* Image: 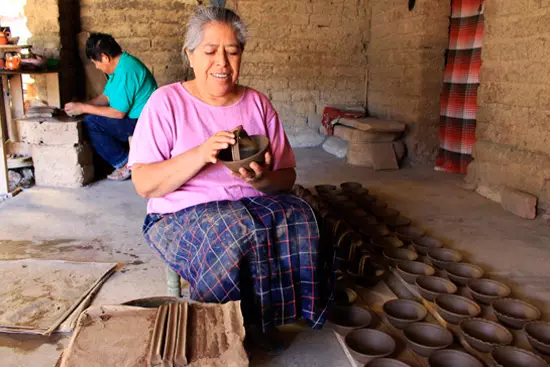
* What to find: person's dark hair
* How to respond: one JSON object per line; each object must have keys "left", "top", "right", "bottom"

{"left": 85, "top": 33, "right": 122, "bottom": 61}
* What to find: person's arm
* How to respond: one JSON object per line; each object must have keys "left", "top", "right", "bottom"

{"left": 88, "top": 94, "right": 109, "bottom": 106}
{"left": 132, "top": 131, "right": 236, "bottom": 198}
{"left": 64, "top": 96, "right": 126, "bottom": 119}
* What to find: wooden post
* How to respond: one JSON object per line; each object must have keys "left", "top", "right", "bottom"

{"left": 0, "top": 76, "right": 8, "bottom": 195}
{"left": 46, "top": 72, "right": 61, "bottom": 108}
{"left": 9, "top": 74, "right": 24, "bottom": 141}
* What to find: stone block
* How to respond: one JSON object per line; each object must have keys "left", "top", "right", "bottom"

{"left": 347, "top": 142, "right": 399, "bottom": 170}
{"left": 307, "top": 113, "right": 323, "bottom": 131}
{"left": 322, "top": 136, "right": 348, "bottom": 159}
{"left": 500, "top": 187, "right": 537, "bottom": 219}
{"left": 287, "top": 127, "right": 325, "bottom": 148}
{"left": 333, "top": 125, "right": 402, "bottom": 143}
{"left": 16, "top": 117, "right": 84, "bottom": 146}
{"left": 32, "top": 143, "right": 94, "bottom": 188}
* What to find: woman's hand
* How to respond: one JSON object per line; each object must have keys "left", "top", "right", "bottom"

{"left": 199, "top": 131, "right": 236, "bottom": 164}
{"left": 232, "top": 151, "right": 272, "bottom": 184}
{"left": 64, "top": 102, "right": 87, "bottom": 116}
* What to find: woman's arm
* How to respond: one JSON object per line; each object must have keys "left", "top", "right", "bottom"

{"left": 132, "top": 131, "right": 235, "bottom": 198}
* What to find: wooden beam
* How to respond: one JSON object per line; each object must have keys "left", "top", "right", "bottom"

{"left": 0, "top": 76, "right": 9, "bottom": 195}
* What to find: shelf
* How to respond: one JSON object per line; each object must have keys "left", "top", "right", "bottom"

{"left": 0, "top": 68, "right": 60, "bottom": 75}
{"left": 0, "top": 45, "right": 32, "bottom": 51}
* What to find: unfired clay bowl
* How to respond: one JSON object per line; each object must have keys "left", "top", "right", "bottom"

{"left": 467, "top": 278, "right": 511, "bottom": 305}
{"left": 383, "top": 299, "right": 427, "bottom": 329}
{"left": 328, "top": 306, "right": 372, "bottom": 336}
{"left": 345, "top": 328, "right": 396, "bottom": 364}
{"left": 491, "top": 298, "right": 541, "bottom": 329}
{"left": 396, "top": 261, "right": 435, "bottom": 284}
{"left": 415, "top": 276, "right": 457, "bottom": 301}
{"left": 383, "top": 247, "right": 418, "bottom": 266}
{"left": 428, "top": 349, "right": 483, "bottom": 367}
{"left": 340, "top": 182, "right": 363, "bottom": 192}
{"left": 491, "top": 346, "right": 548, "bottom": 367}
{"left": 435, "top": 294, "right": 481, "bottom": 324}
{"left": 525, "top": 321, "right": 550, "bottom": 355}
{"left": 384, "top": 215, "right": 412, "bottom": 229}
{"left": 218, "top": 134, "right": 269, "bottom": 173}
{"left": 446, "top": 262, "right": 484, "bottom": 286}
{"left": 403, "top": 322, "right": 453, "bottom": 357}
{"left": 460, "top": 318, "right": 513, "bottom": 353}
{"left": 427, "top": 248, "right": 463, "bottom": 270}
{"left": 371, "top": 235, "right": 405, "bottom": 251}
{"left": 411, "top": 235, "right": 443, "bottom": 255}
{"left": 395, "top": 226, "right": 425, "bottom": 244}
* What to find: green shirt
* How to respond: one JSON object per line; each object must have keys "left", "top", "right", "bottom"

{"left": 104, "top": 52, "right": 157, "bottom": 119}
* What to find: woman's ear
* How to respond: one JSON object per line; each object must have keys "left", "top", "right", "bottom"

{"left": 185, "top": 48, "right": 194, "bottom": 68}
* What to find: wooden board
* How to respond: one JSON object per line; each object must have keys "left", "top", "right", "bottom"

{"left": 0, "top": 75, "right": 9, "bottom": 194}
{"left": 339, "top": 117, "right": 406, "bottom": 133}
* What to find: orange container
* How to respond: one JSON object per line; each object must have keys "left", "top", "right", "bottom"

{"left": 5, "top": 53, "right": 21, "bottom": 70}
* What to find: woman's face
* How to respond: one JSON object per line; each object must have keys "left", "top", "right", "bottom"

{"left": 187, "top": 22, "right": 242, "bottom": 99}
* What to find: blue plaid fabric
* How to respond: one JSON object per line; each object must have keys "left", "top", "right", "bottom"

{"left": 143, "top": 194, "right": 334, "bottom": 331}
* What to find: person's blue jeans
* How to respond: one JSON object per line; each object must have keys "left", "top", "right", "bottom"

{"left": 83, "top": 114, "right": 137, "bottom": 169}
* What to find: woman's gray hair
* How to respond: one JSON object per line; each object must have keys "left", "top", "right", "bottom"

{"left": 183, "top": 7, "right": 247, "bottom": 62}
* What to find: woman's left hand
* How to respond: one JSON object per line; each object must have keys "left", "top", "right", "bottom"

{"left": 232, "top": 151, "right": 272, "bottom": 184}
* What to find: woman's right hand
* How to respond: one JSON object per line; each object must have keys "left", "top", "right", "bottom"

{"left": 199, "top": 131, "right": 236, "bottom": 164}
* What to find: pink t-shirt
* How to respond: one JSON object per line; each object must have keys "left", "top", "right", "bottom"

{"left": 128, "top": 83, "right": 296, "bottom": 214}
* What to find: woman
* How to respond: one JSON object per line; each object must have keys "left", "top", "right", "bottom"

{"left": 128, "top": 7, "right": 333, "bottom": 349}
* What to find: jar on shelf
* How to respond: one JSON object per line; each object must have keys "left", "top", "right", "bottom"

{"left": 5, "top": 52, "right": 21, "bottom": 71}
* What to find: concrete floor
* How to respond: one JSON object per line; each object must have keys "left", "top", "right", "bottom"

{"left": 1, "top": 147, "right": 550, "bottom": 366}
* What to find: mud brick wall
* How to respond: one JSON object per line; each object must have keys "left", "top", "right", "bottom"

{"left": 466, "top": 0, "right": 550, "bottom": 209}
{"left": 367, "top": 0, "right": 450, "bottom": 164}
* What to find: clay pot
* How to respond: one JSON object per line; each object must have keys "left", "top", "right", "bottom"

{"left": 315, "top": 184, "right": 337, "bottom": 193}
{"left": 383, "top": 248, "right": 418, "bottom": 266}
{"left": 344, "top": 329, "right": 396, "bottom": 364}
{"left": 415, "top": 276, "right": 457, "bottom": 301}
{"left": 328, "top": 306, "right": 372, "bottom": 336}
{"left": 411, "top": 236, "right": 443, "bottom": 255}
{"left": 371, "top": 235, "right": 404, "bottom": 252}
{"left": 371, "top": 207, "right": 399, "bottom": 219}
{"left": 491, "top": 346, "right": 548, "bottom": 367}
{"left": 360, "top": 224, "right": 391, "bottom": 238}
{"left": 403, "top": 322, "right": 453, "bottom": 357}
{"left": 366, "top": 359, "right": 411, "bottom": 367}
{"left": 435, "top": 294, "right": 481, "bottom": 324}
{"left": 382, "top": 299, "right": 427, "bottom": 329}
{"left": 427, "top": 248, "right": 463, "bottom": 270}
{"left": 348, "top": 255, "right": 387, "bottom": 288}
{"left": 383, "top": 215, "right": 412, "bottom": 229}
{"left": 396, "top": 261, "right": 435, "bottom": 284}
{"left": 428, "top": 349, "right": 483, "bottom": 367}
{"left": 460, "top": 318, "right": 513, "bottom": 353}
{"left": 218, "top": 126, "right": 269, "bottom": 173}
{"left": 340, "top": 182, "right": 363, "bottom": 192}
{"left": 491, "top": 298, "right": 541, "bottom": 329}
{"left": 525, "top": 321, "right": 550, "bottom": 355}
{"left": 395, "top": 226, "right": 425, "bottom": 244}
{"left": 446, "top": 263, "right": 484, "bottom": 286}
{"left": 467, "top": 278, "right": 511, "bottom": 305}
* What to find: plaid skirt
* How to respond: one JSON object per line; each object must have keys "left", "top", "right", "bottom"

{"left": 143, "top": 194, "right": 334, "bottom": 331}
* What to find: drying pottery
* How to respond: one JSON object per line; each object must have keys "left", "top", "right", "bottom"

{"left": 292, "top": 184, "right": 306, "bottom": 197}
{"left": 435, "top": 294, "right": 481, "bottom": 324}
{"left": 349, "top": 255, "right": 387, "bottom": 287}
{"left": 383, "top": 215, "right": 412, "bottom": 229}
{"left": 428, "top": 349, "right": 483, "bottom": 367}
{"left": 427, "top": 248, "right": 463, "bottom": 270}
{"left": 218, "top": 125, "right": 269, "bottom": 173}
{"left": 415, "top": 276, "right": 457, "bottom": 301}
{"left": 352, "top": 188, "right": 370, "bottom": 196}
{"left": 395, "top": 226, "right": 425, "bottom": 244}
{"left": 460, "top": 318, "right": 513, "bottom": 353}
{"left": 371, "top": 235, "right": 405, "bottom": 251}
{"left": 467, "top": 278, "right": 511, "bottom": 305}
{"left": 382, "top": 299, "right": 427, "bottom": 329}
{"left": 328, "top": 305, "right": 372, "bottom": 336}
{"left": 491, "top": 298, "right": 541, "bottom": 329}
{"left": 360, "top": 223, "right": 391, "bottom": 237}
{"left": 357, "top": 194, "right": 377, "bottom": 207}
{"left": 491, "top": 346, "right": 548, "bottom": 367}
{"left": 411, "top": 235, "right": 443, "bottom": 255}
{"left": 525, "top": 321, "right": 550, "bottom": 355}
{"left": 371, "top": 207, "right": 399, "bottom": 218}
{"left": 366, "top": 359, "right": 411, "bottom": 367}
{"left": 341, "top": 182, "right": 363, "bottom": 192}
{"left": 334, "top": 285, "right": 358, "bottom": 306}
{"left": 345, "top": 328, "right": 396, "bottom": 364}
{"left": 446, "top": 262, "right": 484, "bottom": 286}
{"left": 403, "top": 322, "right": 453, "bottom": 357}
{"left": 396, "top": 261, "right": 435, "bottom": 284}
{"left": 314, "top": 184, "right": 337, "bottom": 193}
{"left": 383, "top": 247, "right": 418, "bottom": 266}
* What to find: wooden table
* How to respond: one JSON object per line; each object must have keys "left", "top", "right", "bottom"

{"left": 0, "top": 68, "right": 60, "bottom": 194}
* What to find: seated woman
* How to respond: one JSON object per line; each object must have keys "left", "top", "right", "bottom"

{"left": 128, "top": 6, "right": 334, "bottom": 351}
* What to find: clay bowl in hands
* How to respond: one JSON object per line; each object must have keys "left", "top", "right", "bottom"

{"left": 467, "top": 278, "right": 512, "bottom": 305}
{"left": 345, "top": 329, "right": 396, "bottom": 364}
{"left": 415, "top": 276, "right": 458, "bottom": 301}
{"left": 328, "top": 305, "right": 372, "bottom": 336}
{"left": 428, "top": 349, "right": 483, "bottom": 367}
{"left": 403, "top": 322, "right": 453, "bottom": 357}
{"left": 491, "top": 346, "right": 548, "bottom": 367}
{"left": 383, "top": 247, "right": 418, "bottom": 266}
{"left": 460, "top": 318, "right": 513, "bottom": 353}
{"left": 427, "top": 248, "right": 463, "bottom": 270}
{"left": 396, "top": 261, "right": 435, "bottom": 284}
{"left": 525, "top": 321, "right": 550, "bottom": 355}
{"left": 395, "top": 226, "right": 425, "bottom": 244}
{"left": 340, "top": 182, "right": 363, "bottom": 192}
{"left": 366, "top": 358, "right": 411, "bottom": 367}
{"left": 218, "top": 135, "right": 269, "bottom": 173}
{"left": 446, "top": 262, "right": 484, "bottom": 286}
{"left": 435, "top": 294, "right": 481, "bottom": 324}
{"left": 411, "top": 235, "right": 443, "bottom": 255}
{"left": 382, "top": 299, "right": 427, "bottom": 329}
{"left": 491, "top": 298, "right": 541, "bottom": 329}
